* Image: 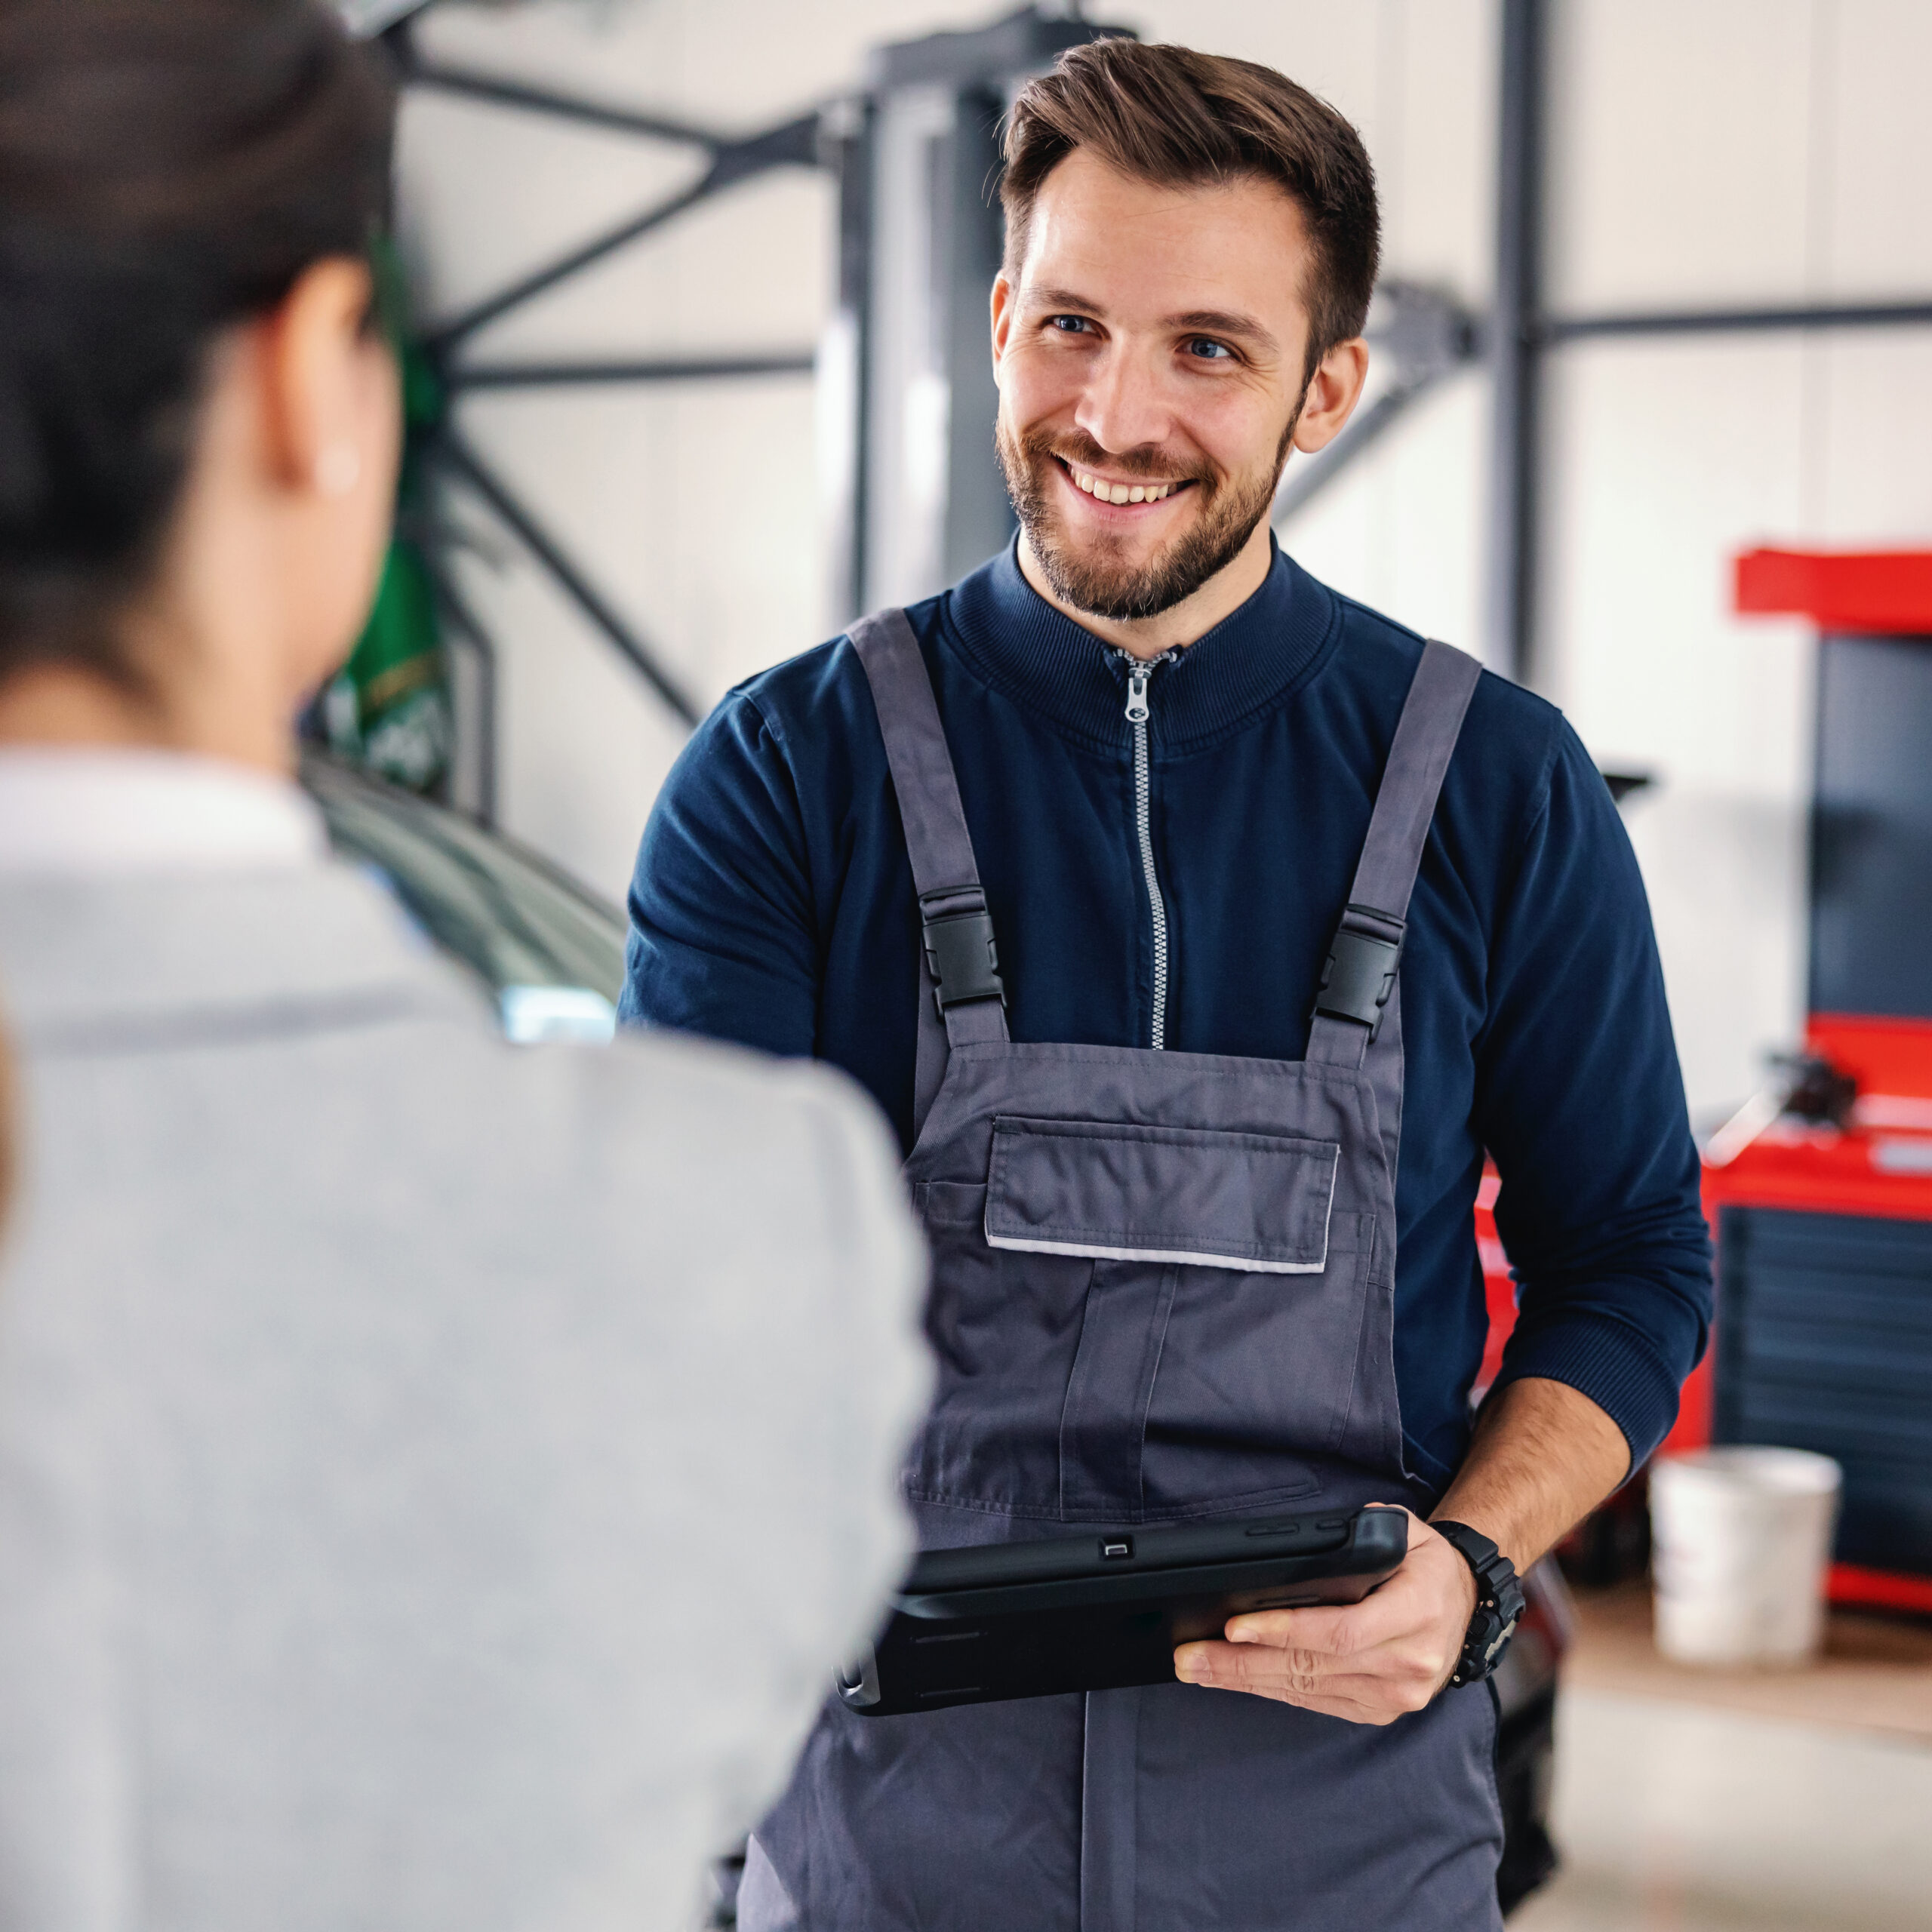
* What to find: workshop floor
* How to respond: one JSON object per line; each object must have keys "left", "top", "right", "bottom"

{"left": 1513, "top": 1586, "right": 1932, "bottom": 1932}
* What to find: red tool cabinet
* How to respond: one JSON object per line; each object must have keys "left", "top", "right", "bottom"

{"left": 1479, "top": 549, "right": 1932, "bottom": 1614}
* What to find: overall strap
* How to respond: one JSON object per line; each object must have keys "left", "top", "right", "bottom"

{"left": 850, "top": 608, "right": 1010, "bottom": 1137}
{"left": 1306, "top": 639, "right": 1482, "bottom": 1077}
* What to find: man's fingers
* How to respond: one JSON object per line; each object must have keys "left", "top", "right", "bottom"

{"left": 1174, "top": 1641, "right": 1438, "bottom": 1720}
{"left": 1177, "top": 1622, "right": 1451, "bottom": 1716}
{"left": 1220, "top": 1527, "right": 1463, "bottom": 1657}
{"left": 1175, "top": 1636, "right": 1332, "bottom": 1694}
{"left": 1172, "top": 1643, "right": 1417, "bottom": 1724}
{"left": 1220, "top": 1601, "right": 1367, "bottom": 1654}
{"left": 1220, "top": 1571, "right": 1422, "bottom": 1654}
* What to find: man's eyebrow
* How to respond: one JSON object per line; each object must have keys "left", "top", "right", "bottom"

{"left": 1024, "top": 285, "right": 1108, "bottom": 315}
{"left": 1167, "top": 309, "right": 1280, "bottom": 355}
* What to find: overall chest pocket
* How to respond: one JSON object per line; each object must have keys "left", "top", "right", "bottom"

{"left": 983, "top": 1115, "right": 1340, "bottom": 1272}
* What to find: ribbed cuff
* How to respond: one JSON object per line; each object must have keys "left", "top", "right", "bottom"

{"left": 1491, "top": 1313, "right": 1684, "bottom": 1469}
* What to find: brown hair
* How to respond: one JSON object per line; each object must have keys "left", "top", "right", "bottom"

{"left": 0, "top": 0, "right": 395, "bottom": 689}
{"left": 1000, "top": 38, "right": 1380, "bottom": 380}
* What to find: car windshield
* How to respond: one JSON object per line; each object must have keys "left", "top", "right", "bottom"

{"left": 302, "top": 753, "right": 626, "bottom": 1039}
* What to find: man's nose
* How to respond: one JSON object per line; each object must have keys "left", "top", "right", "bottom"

{"left": 1073, "top": 346, "right": 1173, "bottom": 461}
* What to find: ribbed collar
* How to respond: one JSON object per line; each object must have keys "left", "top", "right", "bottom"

{"left": 939, "top": 536, "right": 1342, "bottom": 755}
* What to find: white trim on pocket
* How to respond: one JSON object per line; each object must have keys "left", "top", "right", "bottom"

{"left": 982, "top": 1232, "right": 1329, "bottom": 1273}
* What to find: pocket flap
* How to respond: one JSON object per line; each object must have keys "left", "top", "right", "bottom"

{"left": 984, "top": 1115, "right": 1338, "bottom": 1273}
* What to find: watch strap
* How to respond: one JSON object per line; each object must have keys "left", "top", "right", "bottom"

{"left": 1431, "top": 1518, "right": 1526, "bottom": 1687}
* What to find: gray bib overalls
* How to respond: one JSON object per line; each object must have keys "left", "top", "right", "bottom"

{"left": 743, "top": 609, "right": 1506, "bottom": 1932}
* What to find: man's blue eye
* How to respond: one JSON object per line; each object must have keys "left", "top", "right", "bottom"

{"left": 1050, "top": 316, "right": 1091, "bottom": 334}
{"left": 1187, "top": 339, "right": 1235, "bottom": 361}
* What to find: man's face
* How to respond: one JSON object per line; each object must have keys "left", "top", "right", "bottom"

{"left": 992, "top": 149, "right": 1321, "bottom": 623}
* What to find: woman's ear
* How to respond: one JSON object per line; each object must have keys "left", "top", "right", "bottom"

{"left": 259, "top": 257, "right": 395, "bottom": 503}
{"left": 248, "top": 256, "right": 401, "bottom": 701}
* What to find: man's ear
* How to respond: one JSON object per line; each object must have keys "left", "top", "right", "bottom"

{"left": 990, "top": 272, "right": 1016, "bottom": 383}
{"left": 1291, "top": 337, "right": 1371, "bottom": 456}
{"left": 258, "top": 257, "right": 379, "bottom": 495}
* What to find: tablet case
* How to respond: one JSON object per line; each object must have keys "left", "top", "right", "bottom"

{"left": 838, "top": 1506, "right": 1407, "bottom": 1715}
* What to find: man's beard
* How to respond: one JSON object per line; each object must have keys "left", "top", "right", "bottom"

{"left": 994, "top": 407, "right": 1300, "bottom": 623}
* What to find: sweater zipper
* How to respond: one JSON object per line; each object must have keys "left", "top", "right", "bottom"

{"left": 1121, "top": 651, "right": 1178, "bottom": 1051}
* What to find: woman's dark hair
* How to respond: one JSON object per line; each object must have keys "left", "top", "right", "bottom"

{"left": 0, "top": 0, "right": 395, "bottom": 685}
{"left": 1001, "top": 39, "right": 1380, "bottom": 384}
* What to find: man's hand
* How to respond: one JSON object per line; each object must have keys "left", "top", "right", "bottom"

{"left": 1172, "top": 1379, "right": 1633, "bottom": 1723}
{"left": 1171, "top": 1509, "right": 1475, "bottom": 1724}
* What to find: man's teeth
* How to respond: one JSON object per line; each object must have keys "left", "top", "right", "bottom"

{"left": 1074, "top": 469, "right": 1174, "bottom": 504}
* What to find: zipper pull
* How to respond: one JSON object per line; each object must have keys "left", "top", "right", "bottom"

{"left": 1124, "top": 666, "right": 1152, "bottom": 724}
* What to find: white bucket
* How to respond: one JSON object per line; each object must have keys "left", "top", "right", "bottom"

{"left": 1649, "top": 1447, "right": 1842, "bottom": 1667}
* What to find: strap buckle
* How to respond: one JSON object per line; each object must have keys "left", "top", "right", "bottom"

{"left": 1312, "top": 902, "right": 1404, "bottom": 1040}
{"left": 921, "top": 888, "right": 1006, "bottom": 1017}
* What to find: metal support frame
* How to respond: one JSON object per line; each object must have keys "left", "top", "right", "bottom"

{"left": 377, "top": 3, "right": 1136, "bottom": 772}
{"left": 447, "top": 353, "right": 817, "bottom": 392}
{"left": 375, "top": 9, "right": 826, "bottom": 768}
{"left": 1488, "top": 0, "right": 1546, "bottom": 687}
{"left": 1272, "top": 0, "right": 1932, "bottom": 695}
{"left": 375, "top": 0, "right": 1932, "bottom": 750}
{"left": 421, "top": 109, "right": 823, "bottom": 355}
{"left": 435, "top": 426, "right": 701, "bottom": 727}
{"left": 826, "top": 94, "right": 875, "bottom": 626}
{"left": 420, "top": 548, "right": 500, "bottom": 825}
{"left": 1543, "top": 298, "right": 1932, "bottom": 344}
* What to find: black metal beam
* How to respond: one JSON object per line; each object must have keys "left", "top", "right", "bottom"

{"left": 1542, "top": 298, "right": 1932, "bottom": 343}
{"left": 433, "top": 429, "right": 701, "bottom": 729}
{"left": 401, "top": 58, "right": 728, "bottom": 150}
{"left": 446, "top": 352, "right": 817, "bottom": 392}
{"left": 426, "top": 112, "right": 823, "bottom": 355}
{"left": 1487, "top": 0, "right": 1546, "bottom": 688}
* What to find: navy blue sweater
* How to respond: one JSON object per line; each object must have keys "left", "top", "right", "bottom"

{"left": 622, "top": 541, "right": 1712, "bottom": 1491}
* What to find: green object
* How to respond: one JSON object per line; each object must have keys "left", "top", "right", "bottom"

{"left": 330, "top": 235, "right": 452, "bottom": 794}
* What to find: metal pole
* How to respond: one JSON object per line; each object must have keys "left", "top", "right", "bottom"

{"left": 423, "top": 553, "right": 501, "bottom": 828}
{"left": 1544, "top": 297, "right": 1932, "bottom": 343}
{"left": 446, "top": 352, "right": 817, "bottom": 392}
{"left": 1487, "top": 0, "right": 1546, "bottom": 686}
{"left": 829, "top": 97, "right": 875, "bottom": 623}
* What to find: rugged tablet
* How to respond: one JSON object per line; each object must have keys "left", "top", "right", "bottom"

{"left": 838, "top": 1505, "right": 1408, "bottom": 1715}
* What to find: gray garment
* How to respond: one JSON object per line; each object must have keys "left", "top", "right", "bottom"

{"left": 745, "top": 611, "right": 1499, "bottom": 1932}
{"left": 0, "top": 863, "right": 931, "bottom": 1932}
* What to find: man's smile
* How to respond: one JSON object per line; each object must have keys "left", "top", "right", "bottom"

{"left": 1052, "top": 452, "right": 1198, "bottom": 509}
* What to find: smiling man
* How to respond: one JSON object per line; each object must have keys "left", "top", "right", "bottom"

{"left": 623, "top": 38, "right": 1710, "bottom": 1932}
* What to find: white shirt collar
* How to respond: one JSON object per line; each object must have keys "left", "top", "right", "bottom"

{"left": 0, "top": 748, "right": 328, "bottom": 876}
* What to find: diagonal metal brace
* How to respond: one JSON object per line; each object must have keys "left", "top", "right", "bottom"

{"left": 428, "top": 112, "right": 824, "bottom": 354}
{"left": 432, "top": 426, "right": 702, "bottom": 728}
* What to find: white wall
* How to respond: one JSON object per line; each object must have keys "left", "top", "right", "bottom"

{"left": 1537, "top": 0, "right": 1932, "bottom": 1117}
{"left": 395, "top": 0, "right": 1932, "bottom": 1118}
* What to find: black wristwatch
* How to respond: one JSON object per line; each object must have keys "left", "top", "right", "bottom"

{"left": 1431, "top": 1520, "right": 1525, "bottom": 1687}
